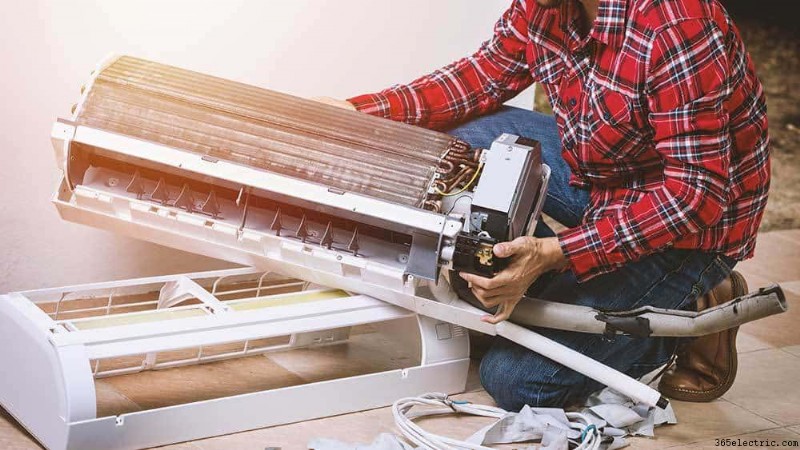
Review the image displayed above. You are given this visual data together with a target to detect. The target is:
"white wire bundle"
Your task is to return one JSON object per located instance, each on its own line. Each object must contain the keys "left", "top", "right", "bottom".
{"left": 391, "top": 393, "right": 505, "bottom": 450}
{"left": 565, "top": 412, "right": 603, "bottom": 450}
{"left": 391, "top": 393, "right": 602, "bottom": 450}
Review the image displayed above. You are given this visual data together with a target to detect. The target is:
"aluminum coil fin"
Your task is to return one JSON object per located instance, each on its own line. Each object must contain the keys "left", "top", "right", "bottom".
{"left": 75, "top": 56, "right": 457, "bottom": 207}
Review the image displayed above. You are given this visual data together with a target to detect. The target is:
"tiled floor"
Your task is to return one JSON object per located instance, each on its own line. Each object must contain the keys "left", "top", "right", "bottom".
{"left": 1, "top": 230, "right": 799, "bottom": 449}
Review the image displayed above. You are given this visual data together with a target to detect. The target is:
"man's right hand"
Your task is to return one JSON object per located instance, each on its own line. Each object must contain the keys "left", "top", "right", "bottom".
{"left": 310, "top": 96, "right": 356, "bottom": 111}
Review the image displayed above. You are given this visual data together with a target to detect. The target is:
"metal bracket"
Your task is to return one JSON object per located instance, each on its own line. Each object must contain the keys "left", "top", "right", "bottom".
{"left": 407, "top": 233, "right": 439, "bottom": 281}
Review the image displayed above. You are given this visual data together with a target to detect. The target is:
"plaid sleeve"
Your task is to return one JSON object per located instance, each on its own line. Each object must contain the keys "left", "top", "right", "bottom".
{"left": 558, "top": 19, "right": 732, "bottom": 281}
{"left": 348, "top": 0, "right": 533, "bottom": 130}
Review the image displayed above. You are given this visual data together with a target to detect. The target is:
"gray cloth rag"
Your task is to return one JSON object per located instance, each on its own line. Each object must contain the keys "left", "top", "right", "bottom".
{"left": 308, "top": 386, "right": 677, "bottom": 450}
{"left": 462, "top": 387, "right": 676, "bottom": 450}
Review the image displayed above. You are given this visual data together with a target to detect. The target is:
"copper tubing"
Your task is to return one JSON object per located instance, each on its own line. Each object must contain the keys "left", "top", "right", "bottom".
{"left": 431, "top": 142, "right": 480, "bottom": 193}
{"left": 448, "top": 139, "right": 471, "bottom": 153}
{"left": 441, "top": 166, "right": 470, "bottom": 186}
{"left": 439, "top": 165, "right": 476, "bottom": 193}
{"left": 425, "top": 145, "right": 482, "bottom": 203}
{"left": 447, "top": 169, "right": 474, "bottom": 192}
{"left": 436, "top": 159, "right": 455, "bottom": 175}
{"left": 423, "top": 200, "right": 442, "bottom": 213}
{"left": 444, "top": 155, "right": 479, "bottom": 168}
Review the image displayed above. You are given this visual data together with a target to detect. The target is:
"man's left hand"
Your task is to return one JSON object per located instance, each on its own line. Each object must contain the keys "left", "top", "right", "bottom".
{"left": 459, "top": 236, "right": 568, "bottom": 324}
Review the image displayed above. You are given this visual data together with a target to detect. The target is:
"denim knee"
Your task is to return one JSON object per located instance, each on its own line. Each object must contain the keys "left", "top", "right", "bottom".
{"left": 479, "top": 339, "right": 573, "bottom": 411}
{"left": 479, "top": 348, "right": 515, "bottom": 410}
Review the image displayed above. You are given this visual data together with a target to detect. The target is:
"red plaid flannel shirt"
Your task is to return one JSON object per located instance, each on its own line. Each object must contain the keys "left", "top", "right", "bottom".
{"left": 349, "top": 0, "right": 770, "bottom": 281}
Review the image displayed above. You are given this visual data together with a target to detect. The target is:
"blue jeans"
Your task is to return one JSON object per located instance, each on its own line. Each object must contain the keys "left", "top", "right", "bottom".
{"left": 446, "top": 107, "right": 736, "bottom": 411}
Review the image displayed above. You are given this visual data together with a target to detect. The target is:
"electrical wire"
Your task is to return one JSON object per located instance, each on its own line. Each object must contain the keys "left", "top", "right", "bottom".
{"left": 566, "top": 412, "right": 602, "bottom": 450}
{"left": 434, "top": 163, "right": 484, "bottom": 197}
{"left": 392, "top": 393, "right": 505, "bottom": 449}
{"left": 392, "top": 393, "right": 603, "bottom": 450}
{"left": 445, "top": 194, "right": 473, "bottom": 215}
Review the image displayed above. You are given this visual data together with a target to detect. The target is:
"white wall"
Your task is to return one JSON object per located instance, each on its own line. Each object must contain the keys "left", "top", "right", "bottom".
{"left": 0, "top": 0, "right": 532, "bottom": 292}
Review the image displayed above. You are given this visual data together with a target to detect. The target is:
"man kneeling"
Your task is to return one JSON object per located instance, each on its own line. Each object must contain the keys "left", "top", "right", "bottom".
{"left": 318, "top": 0, "right": 770, "bottom": 410}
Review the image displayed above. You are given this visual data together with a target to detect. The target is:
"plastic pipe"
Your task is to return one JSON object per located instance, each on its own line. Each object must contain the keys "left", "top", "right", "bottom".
{"left": 509, "top": 285, "right": 787, "bottom": 337}
{"left": 429, "top": 276, "right": 667, "bottom": 408}
{"left": 495, "top": 321, "right": 667, "bottom": 408}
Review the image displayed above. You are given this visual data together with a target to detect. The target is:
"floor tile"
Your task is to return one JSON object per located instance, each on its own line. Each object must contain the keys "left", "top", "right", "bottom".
{"left": 168, "top": 421, "right": 314, "bottom": 449}
{"left": 723, "top": 349, "right": 800, "bottom": 426}
{"left": 266, "top": 329, "right": 420, "bottom": 384}
{"left": 737, "top": 331, "right": 774, "bottom": 354}
{"left": 102, "top": 354, "right": 305, "bottom": 412}
{"left": 737, "top": 271, "right": 775, "bottom": 293}
{"left": 782, "top": 345, "right": 800, "bottom": 357}
{"left": 155, "top": 443, "right": 203, "bottom": 450}
{"left": 95, "top": 379, "right": 142, "bottom": 417}
{"left": 0, "top": 408, "right": 41, "bottom": 449}
{"left": 624, "top": 399, "right": 776, "bottom": 449}
{"left": 780, "top": 281, "right": 800, "bottom": 296}
{"left": 774, "top": 229, "right": 800, "bottom": 246}
{"left": 666, "top": 426, "right": 800, "bottom": 449}
{"left": 736, "top": 231, "right": 800, "bottom": 284}
{"left": 739, "top": 289, "right": 800, "bottom": 348}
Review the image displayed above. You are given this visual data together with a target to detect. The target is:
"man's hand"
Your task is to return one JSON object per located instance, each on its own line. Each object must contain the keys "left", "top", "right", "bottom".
{"left": 310, "top": 96, "right": 356, "bottom": 111}
{"left": 459, "top": 236, "right": 568, "bottom": 324}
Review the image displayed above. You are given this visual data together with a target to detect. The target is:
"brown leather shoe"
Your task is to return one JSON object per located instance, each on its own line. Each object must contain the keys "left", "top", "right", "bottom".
{"left": 658, "top": 271, "right": 748, "bottom": 402}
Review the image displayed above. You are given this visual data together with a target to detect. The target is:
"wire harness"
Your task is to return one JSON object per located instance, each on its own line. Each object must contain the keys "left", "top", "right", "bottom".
{"left": 391, "top": 393, "right": 603, "bottom": 450}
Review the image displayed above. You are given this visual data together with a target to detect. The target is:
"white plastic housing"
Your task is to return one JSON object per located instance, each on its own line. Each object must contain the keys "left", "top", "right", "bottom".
{"left": 0, "top": 268, "right": 470, "bottom": 450}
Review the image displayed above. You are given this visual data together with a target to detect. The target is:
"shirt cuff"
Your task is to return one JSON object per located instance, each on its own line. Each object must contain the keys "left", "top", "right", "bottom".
{"left": 347, "top": 93, "right": 393, "bottom": 119}
{"left": 557, "top": 216, "right": 625, "bottom": 282}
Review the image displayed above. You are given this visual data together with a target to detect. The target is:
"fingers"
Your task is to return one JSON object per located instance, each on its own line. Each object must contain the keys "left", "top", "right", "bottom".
{"left": 459, "top": 271, "right": 509, "bottom": 290}
{"left": 492, "top": 236, "right": 532, "bottom": 258}
{"left": 481, "top": 300, "right": 517, "bottom": 324}
{"left": 471, "top": 282, "right": 516, "bottom": 300}
{"left": 459, "top": 272, "right": 501, "bottom": 289}
{"left": 459, "top": 271, "right": 519, "bottom": 310}
{"left": 459, "top": 269, "right": 523, "bottom": 324}
{"left": 471, "top": 282, "right": 522, "bottom": 310}
{"left": 470, "top": 286, "right": 503, "bottom": 308}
